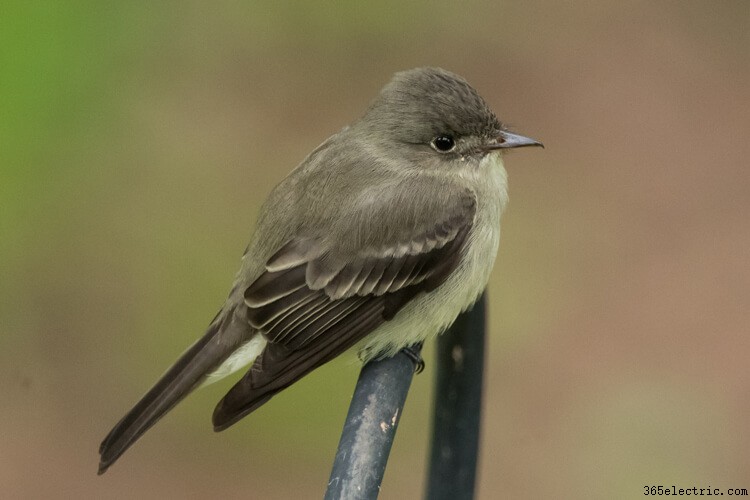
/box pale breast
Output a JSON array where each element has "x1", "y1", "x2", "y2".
[{"x1": 357, "y1": 154, "x2": 508, "y2": 361}]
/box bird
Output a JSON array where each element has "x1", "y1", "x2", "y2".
[{"x1": 98, "y1": 67, "x2": 542, "y2": 474}]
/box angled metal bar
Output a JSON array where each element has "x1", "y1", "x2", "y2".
[
  {"x1": 325, "y1": 344, "x2": 422, "y2": 500},
  {"x1": 426, "y1": 293, "x2": 486, "y2": 500}
]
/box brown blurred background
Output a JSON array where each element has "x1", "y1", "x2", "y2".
[{"x1": 1, "y1": 1, "x2": 748, "y2": 498}]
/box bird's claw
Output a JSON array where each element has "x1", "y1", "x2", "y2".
[{"x1": 401, "y1": 345, "x2": 425, "y2": 374}]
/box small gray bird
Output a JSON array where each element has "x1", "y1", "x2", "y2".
[{"x1": 98, "y1": 67, "x2": 542, "y2": 474}]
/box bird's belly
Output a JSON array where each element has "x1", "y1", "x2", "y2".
[
  {"x1": 357, "y1": 218, "x2": 501, "y2": 362},
  {"x1": 357, "y1": 155, "x2": 507, "y2": 362}
]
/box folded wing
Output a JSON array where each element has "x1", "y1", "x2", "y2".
[{"x1": 212, "y1": 192, "x2": 476, "y2": 430}]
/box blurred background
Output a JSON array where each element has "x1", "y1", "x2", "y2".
[{"x1": 1, "y1": 1, "x2": 748, "y2": 498}]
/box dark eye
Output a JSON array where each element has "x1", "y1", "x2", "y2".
[{"x1": 431, "y1": 135, "x2": 456, "y2": 153}]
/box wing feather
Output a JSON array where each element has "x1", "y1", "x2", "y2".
[{"x1": 212, "y1": 189, "x2": 477, "y2": 430}]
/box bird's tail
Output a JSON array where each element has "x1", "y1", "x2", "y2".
[{"x1": 98, "y1": 308, "x2": 244, "y2": 474}]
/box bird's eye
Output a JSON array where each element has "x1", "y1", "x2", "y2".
[{"x1": 431, "y1": 135, "x2": 456, "y2": 153}]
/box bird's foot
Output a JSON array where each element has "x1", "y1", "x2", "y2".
[{"x1": 400, "y1": 344, "x2": 425, "y2": 374}]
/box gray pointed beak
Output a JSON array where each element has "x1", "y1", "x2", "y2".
[{"x1": 485, "y1": 131, "x2": 544, "y2": 151}]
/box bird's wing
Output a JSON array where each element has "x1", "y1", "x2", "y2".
[{"x1": 212, "y1": 185, "x2": 476, "y2": 430}]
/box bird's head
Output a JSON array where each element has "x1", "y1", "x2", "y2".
[{"x1": 358, "y1": 67, "x2": 542, "y2": 169}]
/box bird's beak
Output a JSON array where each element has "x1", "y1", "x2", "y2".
[{"x1": 485, "y1": 131, "x2": 544, "y2": 151}]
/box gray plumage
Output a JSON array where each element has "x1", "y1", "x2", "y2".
[{"x1": 98, "y1": 67, "x2": 541, "y2": 474}]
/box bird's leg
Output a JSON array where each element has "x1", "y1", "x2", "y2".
[{"x1": 400, "y1": 343, "x2": 425, "y2": 374}]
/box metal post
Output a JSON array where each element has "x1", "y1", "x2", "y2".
[
  {"x1": 426, "y1": 294, "x2": 486, "y2": 500},
  {"x1": 325, "y1": 344, "x2": 422, "y2": 500}
]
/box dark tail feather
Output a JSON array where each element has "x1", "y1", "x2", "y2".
[
  {"x1": 98, "y1": 311, "x2": 238, "y2": 474},
  {"x1": 212, "y1": 299, "x2": 385, "y2": 431}
]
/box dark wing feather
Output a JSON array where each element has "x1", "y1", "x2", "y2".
[{"x1": 212, "y1": 194, "x2": 476, "y2": 431}]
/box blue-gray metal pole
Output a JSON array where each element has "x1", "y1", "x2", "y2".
[
  {"x1": 426, "y1": 293, "x2": 486, "y2": 500},
  {"x1": 325, "y1": 344, "x2": 422, "y2": 500}
]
